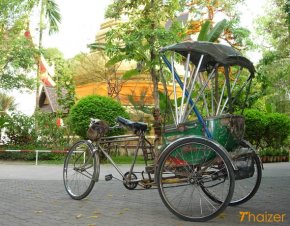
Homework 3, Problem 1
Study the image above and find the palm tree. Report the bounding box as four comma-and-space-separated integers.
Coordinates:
0, 93, 16, 141
35, 0, 61, 110
197, 19, 227, 42
0, 93, 16, 116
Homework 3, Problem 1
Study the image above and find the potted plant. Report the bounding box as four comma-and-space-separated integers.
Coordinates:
280, 148, 289, 162
272, 149, 279, 162
259, 149, 269, 163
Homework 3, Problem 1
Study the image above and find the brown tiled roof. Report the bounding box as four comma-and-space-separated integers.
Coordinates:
39, 85, 68, 113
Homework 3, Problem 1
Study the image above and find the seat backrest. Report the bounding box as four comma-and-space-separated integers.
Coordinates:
163, 114, 245, 152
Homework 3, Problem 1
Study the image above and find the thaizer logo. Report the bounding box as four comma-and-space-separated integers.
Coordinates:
240, 211, 286, 223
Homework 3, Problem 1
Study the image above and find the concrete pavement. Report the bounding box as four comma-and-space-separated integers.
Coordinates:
0, 161, 289, 226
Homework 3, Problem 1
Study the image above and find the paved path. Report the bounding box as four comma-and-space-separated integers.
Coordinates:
0, 161, 289, 226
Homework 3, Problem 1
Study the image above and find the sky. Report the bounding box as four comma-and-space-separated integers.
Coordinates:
41, 0, 111, 58
13, 0, 268, 115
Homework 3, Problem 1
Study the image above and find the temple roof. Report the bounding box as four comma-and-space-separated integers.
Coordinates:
39, 85, 68, 113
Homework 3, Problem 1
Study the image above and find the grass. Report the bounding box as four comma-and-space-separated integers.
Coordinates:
0, 154, 148, 165
104, 155, 146, 164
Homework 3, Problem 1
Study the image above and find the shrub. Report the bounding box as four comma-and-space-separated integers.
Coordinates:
4, 112, 36, 146
244, 109, 290, 149
34, 111, 72, 149
259, 147, 289, 157
264, 113, 290, 148
2, 112, 74, 150
243, 109, 268, 148
68, 95, 129, 138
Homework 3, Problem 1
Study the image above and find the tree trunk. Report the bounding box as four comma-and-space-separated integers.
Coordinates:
150, 53, 162, 149
149, 0, 162, 148
35, 0, 45, 112
151, 67, 162, 149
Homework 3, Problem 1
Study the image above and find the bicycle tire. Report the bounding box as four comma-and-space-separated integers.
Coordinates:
63, 140, 99, 200
156, 136, 235, 222
201, 140, 262, 206
230, 153, 262, 205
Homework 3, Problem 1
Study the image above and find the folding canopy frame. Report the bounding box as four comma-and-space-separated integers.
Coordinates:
160, 41, 255, 138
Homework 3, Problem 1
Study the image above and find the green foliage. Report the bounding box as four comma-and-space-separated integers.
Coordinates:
225, 18, 253, 49
4, 112, 36, 146
34, 111, 73, 149
255, 0, 290, 116
264, 113, 290, 148
197, 19, 227, 42
68, 95, 130, 138
105, 0, 186, 109
256, 50, 290, 115
122, 69, 140, 80
0, 0, 37, 91
127, 90, 152, 121
0, 93, 16, 114
259, 147, 289, 157
197, 19, 228, 42
0, 151, 66, 161
42, 48, 76, 113
0, 115, 8, 128
197, 20, 211, 41
243, 109, 290, 149
44, 0, 61, 34
259, 148, 274, 157
33, 0, 61, 35
243, 109, 268, 147
256, 0, 289, 55
187, 0, 252, 48
2, 111, 73, 149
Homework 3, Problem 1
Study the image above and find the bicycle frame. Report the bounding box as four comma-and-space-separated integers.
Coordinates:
90, 132, 154, 184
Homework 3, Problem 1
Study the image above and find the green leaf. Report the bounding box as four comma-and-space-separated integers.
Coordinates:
122, 69, 139, 80
46, 0, 62, 35
105, 56, 124, 66
88, 43, 105, 51
197, 20, 211, 41
208, 19, 227, 42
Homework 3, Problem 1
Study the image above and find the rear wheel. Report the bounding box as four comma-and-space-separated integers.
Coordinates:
230, 140, 262, 205
201, 140, 262, 206
63, 140, 99, 200
156, 137, 235, 222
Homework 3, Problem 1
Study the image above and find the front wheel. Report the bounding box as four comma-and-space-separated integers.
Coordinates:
63, 140, 99, 200
156, 136, 235, 222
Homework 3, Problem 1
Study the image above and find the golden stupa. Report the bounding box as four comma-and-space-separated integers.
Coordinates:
75, 19, 170, 106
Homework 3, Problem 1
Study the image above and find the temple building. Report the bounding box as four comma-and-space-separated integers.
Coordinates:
74, 19, 181, 106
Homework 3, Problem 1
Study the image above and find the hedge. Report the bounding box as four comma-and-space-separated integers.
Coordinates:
68, 95, 130, 138
243, 109, 290, 148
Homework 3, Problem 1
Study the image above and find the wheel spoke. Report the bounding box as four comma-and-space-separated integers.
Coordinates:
63, 140, 99, 200
157, 137, 234, 222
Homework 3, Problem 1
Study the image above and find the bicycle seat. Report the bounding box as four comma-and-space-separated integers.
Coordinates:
116, 116, 148, 132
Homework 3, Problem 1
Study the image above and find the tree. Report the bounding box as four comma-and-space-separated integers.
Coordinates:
71, 51, 124, 100
105, 0, 186, 141
42, 48, 76, 113
0, 92, 16, 142
0, 93, 16, 115
0, 0, 37, 91
33, 0, 61, 110
186, 0, 252, 49
255, 0, 290, 115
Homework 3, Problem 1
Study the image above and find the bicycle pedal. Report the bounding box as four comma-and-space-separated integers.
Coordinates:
105, 174, 113, 181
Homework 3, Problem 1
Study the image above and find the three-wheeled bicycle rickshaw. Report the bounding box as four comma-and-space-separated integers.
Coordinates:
63, 41, 262, 222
